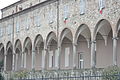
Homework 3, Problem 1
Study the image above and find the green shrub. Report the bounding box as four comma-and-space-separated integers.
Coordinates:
102, 66, 120, 80
0, 73, 4, 80
14, 70, 28, 79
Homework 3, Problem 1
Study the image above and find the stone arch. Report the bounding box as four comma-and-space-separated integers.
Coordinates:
46, 31, 57, 46
46, 31, 57, 69
60, 28, 73, 69
14, 39, 22, 52
14, 39, 22, 71
23, 37, 32, 70
0, 43, 4, 71
6, 41, 13, 52
60, 28, 73, 44
74, 24, 91, 69
93, 19, 113, 41
6, 41, 13, 71
34, 34, 44, 70
116, 19, 120, 36
75, 24, 91, 45
94, 19, 113, 68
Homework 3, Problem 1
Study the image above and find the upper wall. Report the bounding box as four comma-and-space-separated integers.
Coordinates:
1, 0, 47, 18
0, 0, 120, 47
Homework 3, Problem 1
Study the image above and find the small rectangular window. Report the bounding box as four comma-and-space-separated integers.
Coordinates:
49, 51, 54, 68
16, 17, 20, 33
55, 49, 59, 67
48, 9, 54, 24
99, 0, 105, 14
64, 5, 69, 19
34, 16, 38, 26
7, 24, 12, 35
65, 47, 70, 67
99, 0, 105, 9
26, 16, 29, 30
78, 52, 84, 69
80, 0, 86, 15
34, 15, 41, 27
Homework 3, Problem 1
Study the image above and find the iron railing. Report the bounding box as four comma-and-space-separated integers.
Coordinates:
2, 68, 120, 80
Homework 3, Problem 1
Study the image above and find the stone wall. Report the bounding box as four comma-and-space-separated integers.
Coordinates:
0, 0, 120, 71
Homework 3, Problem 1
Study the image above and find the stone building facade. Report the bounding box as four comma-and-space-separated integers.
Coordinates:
0, 0, 120, 72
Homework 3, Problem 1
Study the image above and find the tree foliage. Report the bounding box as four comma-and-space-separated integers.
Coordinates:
102, 66, 120, 80
0, 73, 4, 80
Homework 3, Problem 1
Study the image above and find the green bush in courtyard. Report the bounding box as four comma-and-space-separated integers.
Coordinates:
102, 65, 120, 80
14, 70, 28, 79
0, 73, 4, 80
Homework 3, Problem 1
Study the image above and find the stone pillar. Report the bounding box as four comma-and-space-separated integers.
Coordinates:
21, 52, 24, 68
24, 52, 26, 68
4, 54, 7, 71
112, 37, 118, 66
15, 54, 18, 71
12, 53, 15, 71
57, 46, 61, 69
91, 40, 96, 68
42, 48, 47, 70
73, 43, 77, 68
32, 48, 35, 69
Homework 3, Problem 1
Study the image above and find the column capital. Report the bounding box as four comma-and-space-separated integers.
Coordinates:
112, 37, 119, 40
22, 51, 24, 54
4, 54, 7, 56
57, 45, 61, 48
91, 40, 96, 44
73, 42, 77, 46
13, 53, 16, 55
13, 51, 16, 55
32, 50, 35, 52
21, 51, 23, 54
44, 48, 47, 51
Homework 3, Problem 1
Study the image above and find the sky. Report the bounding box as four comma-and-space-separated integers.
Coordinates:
0, 0, 20, 18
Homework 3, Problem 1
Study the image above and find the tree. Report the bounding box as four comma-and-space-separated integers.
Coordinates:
102, 66, 120, 80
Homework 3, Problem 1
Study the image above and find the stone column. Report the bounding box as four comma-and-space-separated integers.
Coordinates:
32, 48, 35, 69
112, 37, 118, 66
12, 53, 15, 71
73, 43, 77, 68
4, 54, 7, 71
15, 54, 18, 71
57, 46, 61, 69
42, 48, 47, 70
24, 52, 26, 68
91, 40, 96, 68
21, 52, 24, 68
